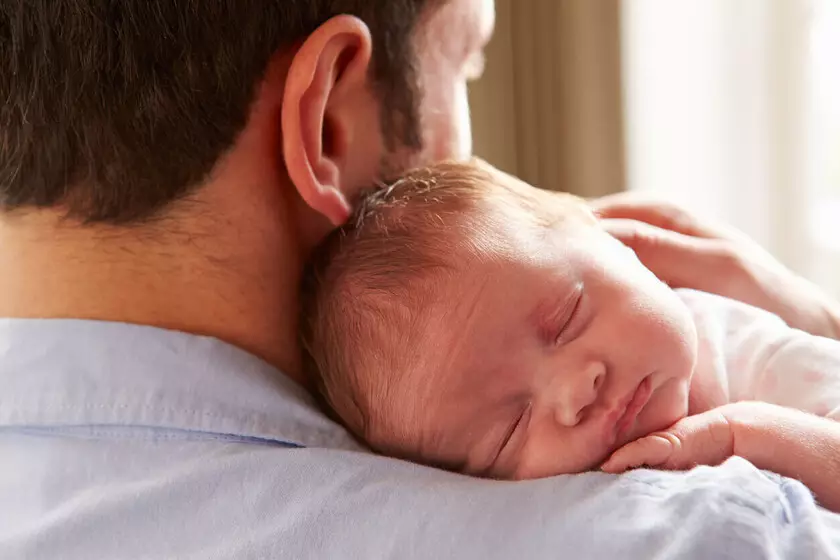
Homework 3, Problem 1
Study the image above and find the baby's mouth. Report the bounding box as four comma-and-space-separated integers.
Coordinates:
605, 375, 654, 446
617, 376, 653, 437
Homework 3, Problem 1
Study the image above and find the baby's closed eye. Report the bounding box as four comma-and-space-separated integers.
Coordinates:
488, 403, 533, 477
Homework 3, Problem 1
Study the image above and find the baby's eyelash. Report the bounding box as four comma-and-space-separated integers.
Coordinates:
494, 403, 533, 471
501, 410, 525, 449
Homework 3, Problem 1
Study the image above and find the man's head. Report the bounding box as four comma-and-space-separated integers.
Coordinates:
303, 160, 698, 479
0, 0, 493, 232
0, 0, 495, 378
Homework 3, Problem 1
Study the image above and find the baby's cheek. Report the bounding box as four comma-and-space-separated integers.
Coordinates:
514, 423, 606, 479
660, 300, 699, 383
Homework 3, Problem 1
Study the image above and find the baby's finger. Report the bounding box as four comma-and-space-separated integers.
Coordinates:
600, 435, 675, 474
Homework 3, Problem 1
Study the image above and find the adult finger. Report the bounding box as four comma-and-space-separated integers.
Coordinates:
600, 218, 740, 293
591, 194, 724, 240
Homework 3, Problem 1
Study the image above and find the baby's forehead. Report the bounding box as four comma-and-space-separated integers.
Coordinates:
453, 188, 591, 264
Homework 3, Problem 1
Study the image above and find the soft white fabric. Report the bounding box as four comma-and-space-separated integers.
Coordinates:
2, 318, 840, 559
680, 288, 840, 418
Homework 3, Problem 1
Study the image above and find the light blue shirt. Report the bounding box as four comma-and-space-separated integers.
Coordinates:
2, 318, 840, 559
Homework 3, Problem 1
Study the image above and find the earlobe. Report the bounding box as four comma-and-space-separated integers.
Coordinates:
282, 15, 376, 226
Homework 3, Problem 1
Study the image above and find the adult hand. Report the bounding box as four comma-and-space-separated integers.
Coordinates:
591, 193, 840, 339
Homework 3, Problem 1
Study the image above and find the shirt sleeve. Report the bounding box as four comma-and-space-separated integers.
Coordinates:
679, 288, 840, 419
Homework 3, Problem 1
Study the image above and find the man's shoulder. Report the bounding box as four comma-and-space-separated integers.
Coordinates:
218, 449, 840, 559
197, 447, 840, 560
6, 431, 834, 560
2, 318, 838, 559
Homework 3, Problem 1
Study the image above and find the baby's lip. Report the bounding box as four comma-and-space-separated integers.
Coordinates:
604, 376, 653, 445
616, 376, 653, 437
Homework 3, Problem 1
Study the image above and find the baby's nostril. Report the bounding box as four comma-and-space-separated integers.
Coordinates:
593, 372, 604, 391
576, 405, 591, 424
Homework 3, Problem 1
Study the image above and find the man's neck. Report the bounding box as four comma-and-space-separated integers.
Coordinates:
0, 202, 308, 384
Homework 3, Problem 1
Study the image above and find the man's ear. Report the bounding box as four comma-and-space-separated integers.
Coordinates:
282, 15, 382, 226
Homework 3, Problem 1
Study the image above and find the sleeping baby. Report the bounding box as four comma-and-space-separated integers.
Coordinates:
301, 160, 840, 488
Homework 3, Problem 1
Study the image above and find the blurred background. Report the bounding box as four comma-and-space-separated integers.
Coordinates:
468, 0, 840, 298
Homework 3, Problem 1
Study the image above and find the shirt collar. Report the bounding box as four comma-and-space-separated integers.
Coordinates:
0, 318, 361, 450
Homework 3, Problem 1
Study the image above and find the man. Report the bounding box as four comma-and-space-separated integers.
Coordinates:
1, 1, 839, 558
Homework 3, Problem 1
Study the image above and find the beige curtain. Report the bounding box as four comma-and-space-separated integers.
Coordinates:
468, 0, 625, 198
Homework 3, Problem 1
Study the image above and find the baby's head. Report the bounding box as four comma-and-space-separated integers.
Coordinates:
302, 161, 698, 479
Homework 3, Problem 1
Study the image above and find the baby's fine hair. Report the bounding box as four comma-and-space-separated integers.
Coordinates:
300, 160, 566, 459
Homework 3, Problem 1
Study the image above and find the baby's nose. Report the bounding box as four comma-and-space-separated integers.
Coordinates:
555, 360, 606, 427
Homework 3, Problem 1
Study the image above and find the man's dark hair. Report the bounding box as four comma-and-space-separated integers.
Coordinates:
0, 1, 438, 223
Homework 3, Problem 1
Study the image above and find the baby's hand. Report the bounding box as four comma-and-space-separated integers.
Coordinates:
601, 408, 735, 474
603, 402, 840, 512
